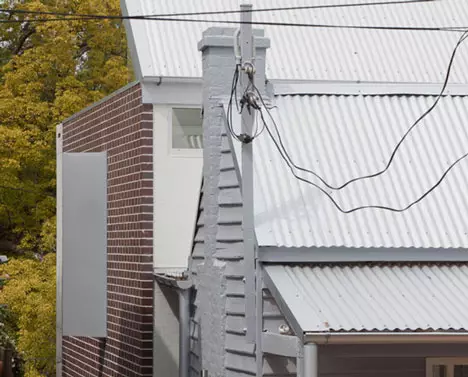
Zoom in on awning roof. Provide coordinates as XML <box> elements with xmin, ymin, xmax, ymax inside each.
<box><xmin>264</xmin><ymin>264</ymin><xmax>468</xmax><ymax>334</ymax></box>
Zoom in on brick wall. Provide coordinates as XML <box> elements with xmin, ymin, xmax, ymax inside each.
<box><xmin>62</xmin><ymin>83</ymin><xmax>154</xmax><ymax>377</ymax></box>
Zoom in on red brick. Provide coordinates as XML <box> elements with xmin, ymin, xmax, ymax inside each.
<box><xmin>62</xmin><ymin>83</ymin><xmax>153</xmax><ymax>377</ymax></box>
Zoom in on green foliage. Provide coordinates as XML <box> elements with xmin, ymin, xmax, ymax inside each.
<box><xmin>0</xmin><ymin>254</ymin><xmax>56</xmax><ymax>377</ymax></box>
<box><xmin>0</xmin><ymin>2</ymin><xmax>132</xmax><ymax>376</ymax></box>
<box><xmin>0</xmin><ymin>304</ymin><xmax>15</xmax><ymax>349</ymax></box>
<box><xmin>0</xmin><ymin>0</ymin><xmax>132</xmax><ymax>253</ymax></box>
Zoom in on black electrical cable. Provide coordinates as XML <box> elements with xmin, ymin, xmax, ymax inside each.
<box><xmin>226</xmin><ymin>65</ymin><xmax>243</xmax><ymax>142</ymax></box>
<box><xmin>260</xmin><ymin>109</ymin><xmax>468</xmax><ymax>213</ymax></box>
<box><xmin>255</xmin><ymin>29</ymin><xmax>468</xmax><ymax>191</ymax></box>
<box><xmin>227</xmin><ymin>64</ymin><xmax>266</xmax><ymax>144</ymax></box>
<box><xmin>0</xmin><ymin>14</ymin><xmax>465</xmax><ymax>32</ymax></box>
<box><xmin>252</xmin><ymin>111</ymin><xmax>266</xmax><ymax>139</ymax></box>
<box><xmin>0</xmin><ymin>0</ymin><xmax>434</xmax><ymax>20</ymax></box>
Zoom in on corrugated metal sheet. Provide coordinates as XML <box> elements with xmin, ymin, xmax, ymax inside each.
<box><xmin>264</xmin><ymin>263</ymin><xmax>468</xmax><ymax>332</ymax></box>
<box><xmin>123</xmin><ymin>0</ymin><xmax>468</xmax><ymax>82</ymax></box>
<box><xmin>246</xmin><ymin>95</ymin><xmax>468</xmax><ymax>248</ymax></box>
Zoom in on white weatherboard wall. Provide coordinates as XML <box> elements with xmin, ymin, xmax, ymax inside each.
<box><xmin>153</xmin><ymin>105</ymin><xmax>203</xmax><ymax>272</ymax></box>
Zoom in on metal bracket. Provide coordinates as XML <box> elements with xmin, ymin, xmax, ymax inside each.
<box><xmin>242</xmin><ymin>61</ymin><xmax>256</xmax><ymax>76</ymax></box>
<box><xmin>154</xmin><ymin>273</ymin><xmax>193</xmax><ymax>290</ymax></box>
<box><xmin>233</xmin><ymin>28</ymin><xmax>241</xmax><ymax>65</ymax></box>
<box><xmin>262</xmin><ymin>332</ymin><xmax>302</xmax><ymax>358</ymax></box>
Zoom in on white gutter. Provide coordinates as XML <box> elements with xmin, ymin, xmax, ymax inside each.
<box><xmin>304</xmin><ymin>332</ymin><xmax>468</xmax><ymax>345</ymax></box>
<box><xmin>143</xmin><ymin>76</ymin><xmax>202</xmax><ymax>85</ymax></box>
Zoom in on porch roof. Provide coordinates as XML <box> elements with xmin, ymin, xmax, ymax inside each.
<box><xmin>263</xmin><ymin>263</ymin><xmax>468</xmax><ymax>335</ymax></box>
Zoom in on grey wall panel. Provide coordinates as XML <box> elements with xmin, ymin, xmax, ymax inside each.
<box><xmin>153</xmin><ymin>282</ymin><xmax>179</xmax><ymax>376</ymax></box>
<box><xmin>62</xmin><ymin>152</ymin><xmax>107</xmax><ymax>337</ymax></box>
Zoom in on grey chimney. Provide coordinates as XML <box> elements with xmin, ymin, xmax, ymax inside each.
<box><xmin>197</xmin><ymin>27</ymin><xmax>270</xmax><ymax>263</ymax></box>
<box><xmin>193</xmin><ymin>27</ymin><xmax>270</xmax><ymax>376</ymax></box>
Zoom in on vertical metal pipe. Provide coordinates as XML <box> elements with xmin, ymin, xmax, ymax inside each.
<box><xmin>179</xmin><ymin>289</ymin><xmax>190</xmax><ymax>377</ymax></box>
<box><xmin>56</xmin><ymin>124</ymin><xmax>63</xmax><ymax>377</ymax></box>
<box><xmin>296</xmin><ymin>355</ymin><xmax>304</xmax><ymax>377</ymax></box>
<box><xmin>303</xmin><ymin>343</ymin><xmax>318</xmax><ymax>377</ymax></box>
<box><xmin>255</xmin><ymin>262</ymin><xmax>263</xmax><ymax>376</ymax></box>
<box><xmin>240</xmin><ymin>1</ymin><xmax>256</xmax><ymax>344</ymax></box>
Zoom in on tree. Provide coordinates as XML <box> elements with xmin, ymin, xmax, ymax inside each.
<box><xmin>0</xmin><ymin>254</ymin><xmax>56</xmax><ymax>377</ymax></box>
<box><xmin>0</xmin><ymin>302</ymin><xmax>15</xmax><ymax>350</ymax></box>
<box><xmin>0</xmin><ymin>0</ymin><xmax>132</xmax><ymax>253</ymax></box>
<box><xmin>0</xmin><ymin>2</ymin><xmax>132</xmax><ymax>376</ymax></box>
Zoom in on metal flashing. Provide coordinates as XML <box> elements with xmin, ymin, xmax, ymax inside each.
<box><xmin>56</xmin><ymin>124</ymin><xmax>63</xmax><ymax>377</ymax></box>
<box><xmin>197</xmin><ymin>27</ymin><xmax>266</xmax><ymax>51</ymax></box>
<box><xmin>272</xmin><ymin>80</ymin><xmax>468</xmax><ymax>97</ymax></box>
<box><xmin>62</xmin><ymin>81</ymin><xmax>140</xmax><ymax>124</ymax></box>
<box><xmin>153</xmin><ymin>272</ymin><xmax>193</xmax><ymax>290</ymax></box>
<box><xmin>259</xmin><ymin>247</ymin><xmax>468</xmax><ymax>263</ymax></box>
<box><xmin>120</xmin><ymin>0</ymin><xmax>143</xmax><ymax>80</ymax></box>
<box><xmin>262</xmin><ymin>332</ymin><xmax>301</xmax><ymax>358</ymax></box>
<box><xmin>262</xmin><ymin>265</ymin><xmax>305</xmax><ymax>340</ymax></box>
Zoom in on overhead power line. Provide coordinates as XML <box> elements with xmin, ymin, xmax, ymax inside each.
<box><xmin>261</xmin><ymin>108</ymin><xmax>468</xmax><ymax>213</ymax></box>
<box><xmin>257</xmin><ymin>30</ymin><xmax>468</xmax><ymax>192</ymax></box>
<box><xmin>0</xmin><ymin>14</ymin><xmax>464</xmax><ymax>32</ymax></box>
<box><xmin>234</xmin><ymin>28</ymin><xmax>468</xmax><ymax>213</ymax></box>
<box><xmin>0</xmin><ymin>0</ymin><xmax>435</xmax><ymax>19</ymax></box>
<box><xmin>0</xmin><ymin>1</ymin><xmax>464</xmax><ymax>32</ymax></box>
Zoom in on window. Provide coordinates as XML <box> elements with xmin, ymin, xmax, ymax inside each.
<box><xmin>427</xmin><ymin>358</ymin><xmax>468</xmax><ymax>377</ymax></box>
<box><xmin>172</xmin><ymin>108</ymin><xmax>203</xmax><ymax>150</ymax></box>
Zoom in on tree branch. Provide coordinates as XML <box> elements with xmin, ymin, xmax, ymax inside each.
<box><xmin>76</xmin><ymin>41</ymin><xmax>90</xmax><ymax>59</ymax></box>
<box><xmin>12</xmin><ymin>22</ymin><xmax>36</xmax><ymax>55</ymax></box>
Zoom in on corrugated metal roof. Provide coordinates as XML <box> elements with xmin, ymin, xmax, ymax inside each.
<box><xmin>122</xmin><ymin>0</ymin><xmax>468</xmax><ymax>82</ymax></box>
<box><xmin>246</xmin><ymin>95</ymin><xmax>468</xmax><ymax>248</ymax></box>
<box><xmin>264</xmin><ymin>263</ymin><xmax>468</xmax><ymax>333</ymax></box>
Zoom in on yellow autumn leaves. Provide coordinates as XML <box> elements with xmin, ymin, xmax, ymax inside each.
<box><xmin>0</xmin><ymin>254</ymin><xmax>56</xmax><ymax>376</ymax></box>
<box><xmin>0</xmin><ymin>1</ymin><xmax>132</xmax><ymax>375</ymax></box>
<box><xmin>0</xmin><ymin>0</ymin><xmax>132</xmax><ymax>252</ymax></box>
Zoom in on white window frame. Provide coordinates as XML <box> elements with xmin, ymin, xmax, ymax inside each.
<box><xmin>169</xmin><ymin>105</ymin><xmax>203</xmax><ymax>158</ymax></box>
<box><xmin>426</xmin><ymin>357</ymin><xmax>468</xmax><ymax>377</ymax></box>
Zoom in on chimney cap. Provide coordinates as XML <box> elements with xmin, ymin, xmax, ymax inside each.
<box><xmin>198</xmin><ymin>27</ymin><xmax>270</xmax><ymax>52</ymax></box>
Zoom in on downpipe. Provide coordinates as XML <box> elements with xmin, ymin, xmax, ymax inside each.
<box><xmin>178</xmin><ymin>288</ymin><xmax>191</xmax><ymax>377</ymax></box>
